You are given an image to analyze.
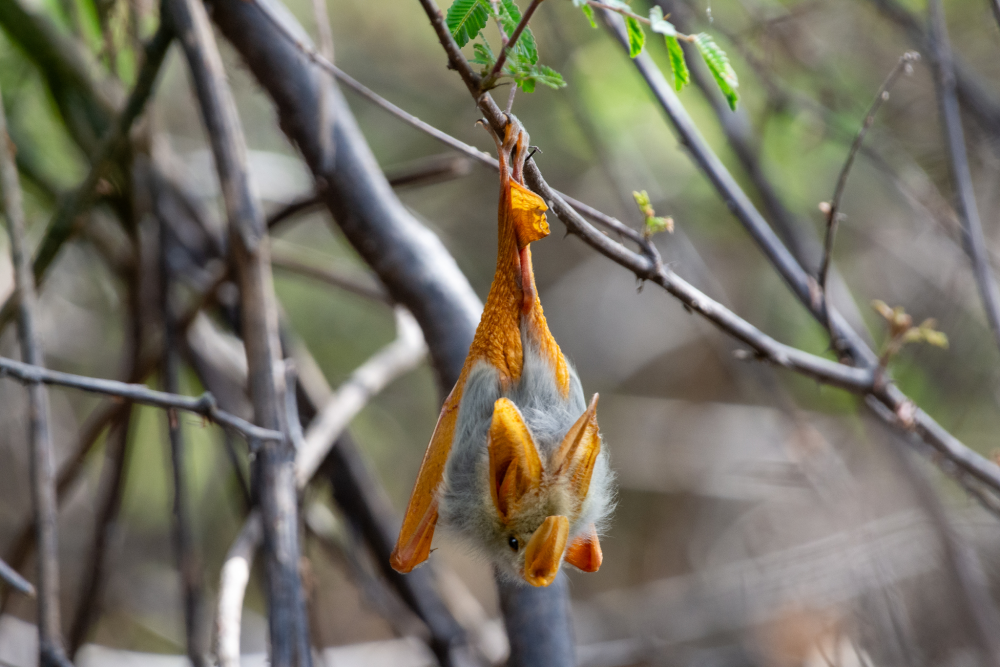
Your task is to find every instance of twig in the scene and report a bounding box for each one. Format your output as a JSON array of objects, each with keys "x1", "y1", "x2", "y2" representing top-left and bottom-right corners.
[
  {"x1": 0, "y1": 557, "x2": 34, "y2": 597},
  {"x1": 0, "y1": 83, "x2": 73, "y2": 667},
  {"x1": 246, "y1": 0, "x2": 646, "y2": 246},
  {"x1": 992, "y1": 0, "x2": 1000, "y2": 35},
  {"x1": 296, "y1": 307, "x2": 426, "y2": 486},
  {"x1": 486, "y1": 0, "x2": 544, "y2": 86},
  {"x1": 215, "y1": 513, "x2": 263, "y2": 667},
  {"x1": 165, "y1": 1, "x2": 311, "y2": 665},
  {"x1": 0, "y1": 355, "x2": 285, "y2": 441},
  {"x1": 0, "y1": 24, "x2": 173, "y2": 331},
  {"x1": 67, "y1": 409, "x2": 132, "y2": 654},
  {"x1": 161, "y1": 225, "x2": 208, "y2": 667},
  {"x1": 926, "y1": 0, "x2": 1000, "y2": 358},
  {"x1": 818, "y1": 51, "x2": 919, "y2": 292},
  {"x1": 269, "y1": 243, "x2": 391, "y2": 304}
]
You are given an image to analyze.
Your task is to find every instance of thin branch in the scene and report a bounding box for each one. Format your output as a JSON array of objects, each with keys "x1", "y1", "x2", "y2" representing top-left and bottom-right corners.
[
  {"x1": 269, "y1": 243, "x2": 391, "y2": 304},
  {"x1": 215, "y1": 513, "x2": 263, "y2": 667},
  {"x1": 0, "y1": 24, "x2": 173, "y2": 333},
  {"x1": 247, "y1": 0, "x2": 646, "y2": 246},
  {"x1": 0, "y1": 355, "x2": 285, "y2": 441},
  {"x1": 162, "y1": 226, "x2": 208, "y2": 667},
  {"x1": 926, "y1": 0, "x2": 1000, "y2": 358},
  {"x1": 486, "y1": 0, "x2": 544, "y2": 85},
  {"x1": 0, "y1": 83, "x2": 73, "y2": 667},
  {"x1": 0, "y1": 557, "x2": 34, "y2": 597},
  {"x1": 164, "y1": 1, "x2": 311, "y2": 665},
  {"x1": 296, "y1": 307, "x2": 426, "y2": 487},
  {"x1": 818, "y1": 51, "x2": 920, "y2": 292}
]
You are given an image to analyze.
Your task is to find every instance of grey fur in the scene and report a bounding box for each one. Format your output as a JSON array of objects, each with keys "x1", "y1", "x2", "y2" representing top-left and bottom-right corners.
[{"x1": 439, "y1": 323, "x2": 615, "y2": 582}]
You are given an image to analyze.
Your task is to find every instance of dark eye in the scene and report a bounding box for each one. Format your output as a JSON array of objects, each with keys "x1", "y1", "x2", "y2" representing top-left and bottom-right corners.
[{"x1": 508, "y1": 536, "x2": 519, "y2": 551}]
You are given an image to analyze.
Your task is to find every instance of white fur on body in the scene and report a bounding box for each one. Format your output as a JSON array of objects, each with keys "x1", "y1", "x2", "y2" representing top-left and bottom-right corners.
[{"x1": 439, "y1": 323, "x2": 615, "y2": 582}]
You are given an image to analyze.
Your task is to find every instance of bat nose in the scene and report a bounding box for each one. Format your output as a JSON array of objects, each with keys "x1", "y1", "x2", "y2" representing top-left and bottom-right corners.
[{"x1": 522, "y1": 515, "x2": 569, "y2": 587}]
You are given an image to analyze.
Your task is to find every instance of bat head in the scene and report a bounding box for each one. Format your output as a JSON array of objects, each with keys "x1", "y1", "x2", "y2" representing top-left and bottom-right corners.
[{"x1": 486, "y1": 394, "x2": 606, "y2": 586}]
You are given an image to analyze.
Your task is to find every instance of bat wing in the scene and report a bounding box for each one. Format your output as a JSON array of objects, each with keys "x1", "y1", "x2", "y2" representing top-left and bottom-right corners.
[{"x1": 390, "y1": 380, "x2": 464, "y2": 573}]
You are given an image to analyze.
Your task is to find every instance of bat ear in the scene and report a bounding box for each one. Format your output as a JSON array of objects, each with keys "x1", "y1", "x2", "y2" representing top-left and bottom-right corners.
[
  {"x1": 552, "y1": 393, "x2": 601, "y2": 503},
  {"x1": 564, "y1": 524, "x2": 602, "y2": 573},
  {"x1": 508, "y1": 181, "x2": 550, "y2": 249},
  {"x1": 488, "y1": 398, "x2": 543, "y2": 521}
]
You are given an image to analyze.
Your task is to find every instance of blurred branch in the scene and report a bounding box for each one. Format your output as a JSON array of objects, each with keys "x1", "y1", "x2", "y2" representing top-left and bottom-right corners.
[
  {"x1": 0, "y1": 84, "x2": 73, "y2": 667},
  {"x1": 0, "y1": 557, "x2": 34, "y2": 597},
  {"x1": 216, "y1": 513, "x2": 263, "y2": 667},
  {"x1": 162, "y1": 227, "x2": 208, "y2": 667},
  {"x1": 594, "y1": 10, "x2": 1000, "y2": 505},
  {"x1": 0, "y1": 23, "x2": 173, "y2": 333},
  {"x1": 0, "y1": 355, "x2": 285, "y2": 441},
  {"x1": 215, "y1": 308, "x2": 430, "y2": 664},
  {"x1": 164, "y1": 1, "x2": 311, "y2": 665},
  {"x1": 297, "y1": 307, "x2": 426, "y2": 487},
  {"x1": 819, "y1": 52, "x2": 920, "y2": 293},
  {"x1": 864, "y1": 0, "x2": 1000, "y2": 139},
  {"x1": 269, "y1": 243, "x2": 391, "y2": 304},
  {"x1": 926, "y1": 0, "x2": 1000, "y2": 359}
]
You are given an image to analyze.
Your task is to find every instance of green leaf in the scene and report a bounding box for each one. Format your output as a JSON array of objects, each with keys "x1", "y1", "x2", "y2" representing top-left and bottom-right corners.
[
  {"x1": 470, "y1": 41, "x2": 497, "y2": 67},
  {"x1": 507, "y1": 61, "x2": 566, "y2": 92},
  {"x1": 499, "y1": 0, "x2": 538, "y2": 66},
  {"x1": 625, "y1": 16, "x2": 645, "y2": 58},
  {"x1": 446, "y1": 0, "x2": 491, "y2": 48},
  {"x1": 693, "y1": 33, "x2": 739, "y2": 110},
  {"x1": 580, "y1": 4, "x2": 597, "y2": 28},
  {"x1": 647, "y1": 6, "x2": 676, "y2": 36},
  {"x1": 665, "y1": 36, "x2": 689, "y2": 91}
]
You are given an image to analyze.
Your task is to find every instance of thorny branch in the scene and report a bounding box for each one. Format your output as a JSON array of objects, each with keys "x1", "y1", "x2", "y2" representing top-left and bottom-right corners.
[{"x1": 0, "y1": 84, "x2": 74, "y2": 667}]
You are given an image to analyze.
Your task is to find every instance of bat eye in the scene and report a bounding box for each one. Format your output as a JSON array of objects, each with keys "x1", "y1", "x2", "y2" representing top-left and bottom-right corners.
[{"x1": 508, "y1": 536, "x2": 519, "y2": 551}]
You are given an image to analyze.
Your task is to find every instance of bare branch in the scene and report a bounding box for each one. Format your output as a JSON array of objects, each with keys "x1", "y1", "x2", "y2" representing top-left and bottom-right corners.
[
  {"x1": 819, "y1": 51, "x2": 920, "y2": 292},
  {"x1": 297, "y1": 307, "x2": 426, "y2": 487},
  {"x1": 0, "y1": 557, "x2": 34, "y2": 598},
  {"x1": 164, "y1": 0, "x2": 311, "y2": 664},
  {"x1": 0, "y1": 83, "x2": 73, "y2": 667},
  {"x1": 926, "y1": 0, "x2": 1000, "y2": 359},
  {"x1": 0, "y1": 24, "x2": 173, "y2": 332},
  {"x1": 269, "y1": 242, "x2": 391, "y2": 304},
  {"x1": 215, "y1": 513, "x2": 263, "y2": 667},
  {"x1": 0, "y1": 355, "x2": 284, "y2": 441}
]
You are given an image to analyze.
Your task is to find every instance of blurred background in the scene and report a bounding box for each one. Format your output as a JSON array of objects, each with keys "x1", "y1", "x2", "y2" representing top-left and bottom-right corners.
[{"x1": 1, "y1": 0, "x2": 1000, "y2": 665}]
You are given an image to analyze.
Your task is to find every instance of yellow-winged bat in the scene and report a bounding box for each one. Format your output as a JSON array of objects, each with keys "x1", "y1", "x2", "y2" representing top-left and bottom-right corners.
[{"x1": 391, "y1": 116, "x2": 614, "y2": 587}]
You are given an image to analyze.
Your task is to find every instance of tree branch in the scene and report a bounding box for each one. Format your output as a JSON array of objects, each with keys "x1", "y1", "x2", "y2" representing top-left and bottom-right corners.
[
  {"x1": 486, "y1": 0, "x2": 544, "y2": 86},
  {"x1": 0, "y1": 83, "x2": 74, "y2": 667},
  {"x1": 0, "y1": 355, "x2": 284, "y2": 441},
  {"x1": 0, "y1": 557, "x2": 34, "y2": 598},
  {"x1": 819, "y1": 51, "x2": 919, "y2": 293},
  {"x1": 0, "y1": 23, "x2": 173, "y2": 333},
  {"x1": 926, "y1": 0, "x2": 1000, "y2": 359},
  {"x1": 164, "y1": 0, "x2": 311, "y2": 664}
]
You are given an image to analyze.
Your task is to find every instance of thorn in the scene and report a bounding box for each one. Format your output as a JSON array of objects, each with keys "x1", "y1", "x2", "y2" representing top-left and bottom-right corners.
[{"x1": 526, "y1": 146, "x2": 542, "y2": 162}]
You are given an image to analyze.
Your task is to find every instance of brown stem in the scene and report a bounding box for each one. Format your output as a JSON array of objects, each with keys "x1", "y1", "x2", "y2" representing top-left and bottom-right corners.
[
  {"x1": 486, "y1": 0, "x2": 544, "y2": 87},
  {"x1": 0, "y1": 83, "x2": 73, "y2": 667}
]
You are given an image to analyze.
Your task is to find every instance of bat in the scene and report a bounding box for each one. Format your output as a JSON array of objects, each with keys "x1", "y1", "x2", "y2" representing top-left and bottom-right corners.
[{"x1": 390, "y1": 115, "x2": 614, "y2": 587}]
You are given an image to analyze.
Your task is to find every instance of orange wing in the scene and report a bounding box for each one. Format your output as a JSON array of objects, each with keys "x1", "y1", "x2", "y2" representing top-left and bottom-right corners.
[{"x1": 390, "y1": 375, "x2": 466, "y2": 572}]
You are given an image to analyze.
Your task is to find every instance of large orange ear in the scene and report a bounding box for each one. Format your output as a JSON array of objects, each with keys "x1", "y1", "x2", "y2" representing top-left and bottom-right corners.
[
  {"x1": 391, "y1": 383, "x2": 464, "y2": 573},
  {"x1": 565, "y1": 524, "x2": 602, "y2": 573},
  {"x1": 552, "y1": 394, "x2": 601, "y2": 502},
  {"x1": 488, "y1": 398, "x2": 543, "y2": 521}
]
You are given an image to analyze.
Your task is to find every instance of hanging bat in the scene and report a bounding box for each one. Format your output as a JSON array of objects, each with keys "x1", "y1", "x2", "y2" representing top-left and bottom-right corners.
[{"x1": 390, "y1": 115, "x2": 614, "y2": 587}]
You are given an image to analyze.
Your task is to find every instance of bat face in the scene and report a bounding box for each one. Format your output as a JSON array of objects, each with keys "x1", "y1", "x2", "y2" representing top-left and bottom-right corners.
[
  {"x1": 438, "y1": 339, "x2": 614, "y2": 586},
  {"x1": 391, "y1": 116, "x2": 614, "y2": 585}
]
